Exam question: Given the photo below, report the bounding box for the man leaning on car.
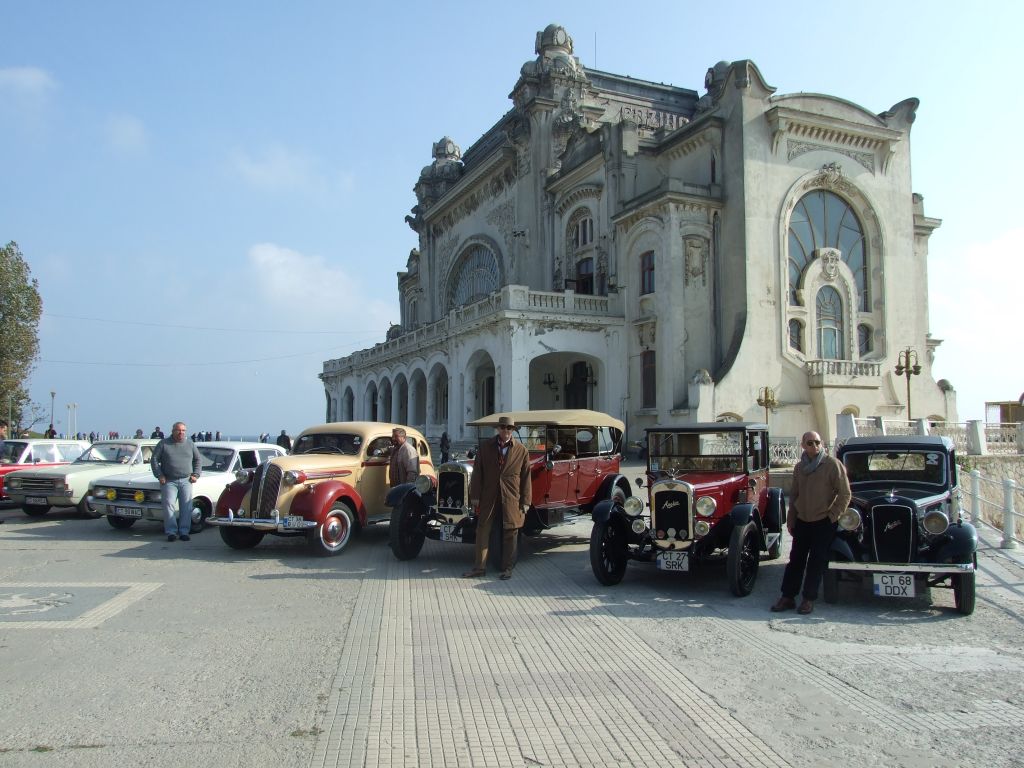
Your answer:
[152,422,201,542]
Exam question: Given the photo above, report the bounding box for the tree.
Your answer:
[0,241,43,430]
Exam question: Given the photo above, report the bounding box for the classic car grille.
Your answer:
[869,504,915,563]
[249,462,283,517]
[651,489,690,539]
[437,471,467,511]
[103,488,152,502]
[12,477,57,493]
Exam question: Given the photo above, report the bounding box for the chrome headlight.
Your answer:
[282,470,304,486]
[147,490,162,502]
[922,509,949,535]
[695,496,716,517]
[414,474,433,494]
[7,478,22,489]
[630,517,648,535]
[838,507,862,532]
[623,496,644,517]
[695,520,711,537]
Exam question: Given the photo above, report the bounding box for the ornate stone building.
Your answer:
[320,23,956,445]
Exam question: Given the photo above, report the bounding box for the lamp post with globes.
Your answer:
[895,347,922,422]
[756,386,778,426]
[49,391,55,434]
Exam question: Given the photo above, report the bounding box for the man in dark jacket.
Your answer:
[276,430,292,451]
[152,422,202,543]
[463,415,532,580]
[771,431,851,615]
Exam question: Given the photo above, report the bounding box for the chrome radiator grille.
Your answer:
[12,477,57,493]
[651,488,690,539]
[869,504,915,563]
[249,463,283,517]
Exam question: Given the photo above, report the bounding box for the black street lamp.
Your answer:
[895,347,922,421]
[49,390,56,432]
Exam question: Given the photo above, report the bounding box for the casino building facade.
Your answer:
[320,23,957,445]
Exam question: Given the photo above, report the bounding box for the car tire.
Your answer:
[822,568,839,604]
[389,499,426,561]
[189,500,209,534]
[106,515,137,530]
[589,518,628,586]
[727,521,759,597]
[219,527,265,550]
[309,501,355,556]
[953,569,976,616]
[77,496,102,519]
[23,503,50,517]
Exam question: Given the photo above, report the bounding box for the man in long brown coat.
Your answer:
[463,415,532,580]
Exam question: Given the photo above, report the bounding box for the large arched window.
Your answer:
[788,191,867,310]
[576,257,594,295]
[639,251,655,295]
[816,286,844,359]
[448,245,500,310]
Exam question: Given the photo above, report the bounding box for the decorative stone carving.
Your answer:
[691,368,713,385]
[694,61,731,115]
[486,201,515,249]
[788,141,873,172]
[818,247,841,281]
[684,236,709,287]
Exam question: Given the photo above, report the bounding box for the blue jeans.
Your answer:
[161,477,194,536]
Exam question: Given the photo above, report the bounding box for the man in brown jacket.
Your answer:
[463,415,532,580]
[771,430,851,615]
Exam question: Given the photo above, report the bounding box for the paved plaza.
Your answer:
[2,466,1023,767]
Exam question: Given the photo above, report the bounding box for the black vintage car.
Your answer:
[828,435,977,614]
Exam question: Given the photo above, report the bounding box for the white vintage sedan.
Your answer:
[6,440,159,517]
[89,442,287,533]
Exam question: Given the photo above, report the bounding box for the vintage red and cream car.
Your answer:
[589,422,785,596]
[207,422,434,556]
[388,409,632,562]
[0,438,90,504]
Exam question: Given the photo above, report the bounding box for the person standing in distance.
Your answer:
[463,415,531,580]
[388,427,420,487]
[0,420,6,523]
[152,422,202,542]
[276,429,292,451]
[771,431,851,615]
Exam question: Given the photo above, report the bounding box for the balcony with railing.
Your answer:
[806,359,882,387]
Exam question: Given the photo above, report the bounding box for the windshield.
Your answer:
[198,446,235,473]
[76,443,138,463]
[0,441,28,463]
[843,450,946,487]
[647,430,744,473]
[292,433,362,456]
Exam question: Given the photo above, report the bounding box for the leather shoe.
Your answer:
[167,534,176,542]
[180,534,190,542]
[770,596,796,612]
[797,599,814,615]
[499,569,512,580]
[461,568,485,578]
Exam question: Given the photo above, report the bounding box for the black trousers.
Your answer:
[780,518,836,601]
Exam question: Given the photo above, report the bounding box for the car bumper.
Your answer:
[93,499,165,522]
[828,561,975,575]
[207,510,316,532]
[7,493,74,506]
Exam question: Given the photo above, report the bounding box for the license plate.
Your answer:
[283,516,306,529]
[114,506,143,518]
[656,551,689,572]
[440,524,462,543]
[26,496,48,505]
[873,573,915,597]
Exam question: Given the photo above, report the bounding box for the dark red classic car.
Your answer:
[387,409,632,563]
[589,422,785,596]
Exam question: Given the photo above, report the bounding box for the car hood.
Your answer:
[93,469,234,490]
[272,454,367,472]
[851,482,950,504]
[12,462,136,480]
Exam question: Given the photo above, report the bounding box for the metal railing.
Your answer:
[965,469,1022,549]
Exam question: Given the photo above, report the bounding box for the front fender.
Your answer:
[829,535,856,562]
[764,488,786,533]
[728,503,756,527]
[216,482,250,515]
[290,479,367,526]
[932,521,979,563]
[386,483,419,508]
[592,497,627,525]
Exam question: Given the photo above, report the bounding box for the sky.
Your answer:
[1,0,1020,437]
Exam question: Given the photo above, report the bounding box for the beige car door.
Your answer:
[360,435,392,522]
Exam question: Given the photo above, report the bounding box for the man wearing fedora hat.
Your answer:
[463,415,532,580]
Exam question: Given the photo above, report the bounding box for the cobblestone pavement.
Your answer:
[1,480,1022,768]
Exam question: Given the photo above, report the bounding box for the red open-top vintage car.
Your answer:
[387,409,632,562]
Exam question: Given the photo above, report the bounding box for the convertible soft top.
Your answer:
[467,409,625,431]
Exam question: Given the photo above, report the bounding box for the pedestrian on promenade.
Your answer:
[388,427,420,487]
[152,421,202,542]
[276,429,292,451]
[771,430,851,615]
[439,431,451,464]
[463,415,531,581]
[0,420,6,524]
[151,426,164,439]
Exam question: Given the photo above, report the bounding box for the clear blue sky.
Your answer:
[2,1,1019,436]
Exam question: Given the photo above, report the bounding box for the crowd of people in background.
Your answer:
[5,424,289,447]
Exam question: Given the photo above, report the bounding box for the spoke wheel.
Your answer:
[727,521,760,597]
[389,501,426,561]
[310,501,355,556]
[589,519,628,586]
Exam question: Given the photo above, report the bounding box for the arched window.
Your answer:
[816,286,844,359]
[788,190,867,310]
[448,245,500,310]
[573,216,593,248]
[857,323,872,357]
[640,251,655,295]
[788,319,804,352]
[576,257,594,295]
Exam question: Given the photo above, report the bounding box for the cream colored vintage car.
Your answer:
[207,422,434,556]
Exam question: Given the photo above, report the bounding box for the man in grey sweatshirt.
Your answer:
[151,421,202,542]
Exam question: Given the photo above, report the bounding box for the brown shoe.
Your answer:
[461,568,485,578]
[770,596,796,612]
[499,569,512,580]
[797,599,814,615]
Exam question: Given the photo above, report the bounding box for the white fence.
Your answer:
[965,469,1022,548]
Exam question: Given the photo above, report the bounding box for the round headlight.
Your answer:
[414,474,433,494]
[133,490,145,503]
[631,518,648,535]
[104,488,116,501]
[695,496,716,517]
[8,478,21,489]
[838,507,862,532]
[235,469,249,483]
[695,520,711,537]
[623,496,644,516]
[283,470,301,486]
[922,509,949,535]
